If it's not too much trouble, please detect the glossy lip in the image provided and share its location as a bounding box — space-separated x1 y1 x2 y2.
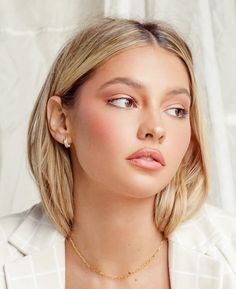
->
126 147 166 170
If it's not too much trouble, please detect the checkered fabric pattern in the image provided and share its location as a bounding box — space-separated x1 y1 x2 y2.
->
0 202 235 289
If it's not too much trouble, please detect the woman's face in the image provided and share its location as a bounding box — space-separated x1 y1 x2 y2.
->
67 45 191 199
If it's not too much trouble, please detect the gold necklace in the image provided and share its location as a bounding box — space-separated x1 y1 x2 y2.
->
68 236 165 280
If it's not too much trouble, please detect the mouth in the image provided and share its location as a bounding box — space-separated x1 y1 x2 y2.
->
126 148 165 171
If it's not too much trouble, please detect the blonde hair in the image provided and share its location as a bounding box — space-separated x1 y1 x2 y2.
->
28 17 209 237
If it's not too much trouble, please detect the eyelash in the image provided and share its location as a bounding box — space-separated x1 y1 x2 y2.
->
107 97 137 108
107 97 189 119
166 107 189 119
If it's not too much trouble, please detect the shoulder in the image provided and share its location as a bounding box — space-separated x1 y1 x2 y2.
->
0 206 34 264
200 204 236 268
170 203 236 251
0 203 44 248
0 205 35 244
0 202 63 264
169 203 236 283
0 203 64 289
0 206 35 288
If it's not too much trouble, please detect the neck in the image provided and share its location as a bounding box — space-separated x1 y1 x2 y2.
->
69 177 164 276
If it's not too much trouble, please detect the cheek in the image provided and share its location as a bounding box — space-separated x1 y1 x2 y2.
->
167 122 191 163
73 106 129 154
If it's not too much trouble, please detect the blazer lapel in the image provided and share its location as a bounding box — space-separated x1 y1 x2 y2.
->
168 205 226 289
168 240 223 289
3 204 65 289
4 239 65 289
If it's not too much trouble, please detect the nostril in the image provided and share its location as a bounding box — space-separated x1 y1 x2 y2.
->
145 133 153 138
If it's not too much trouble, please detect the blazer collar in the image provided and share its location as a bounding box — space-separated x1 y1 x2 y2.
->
4 203 224 289
4 204 65 289
168 241 223 289
7 203 64 255
168 205 224 289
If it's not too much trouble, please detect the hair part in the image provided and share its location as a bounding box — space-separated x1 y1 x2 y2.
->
27 17 209 237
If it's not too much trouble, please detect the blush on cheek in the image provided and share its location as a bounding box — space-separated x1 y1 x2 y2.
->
170 128 191 159
78 108 119 149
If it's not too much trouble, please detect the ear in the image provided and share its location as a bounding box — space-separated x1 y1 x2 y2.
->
47 96 72 145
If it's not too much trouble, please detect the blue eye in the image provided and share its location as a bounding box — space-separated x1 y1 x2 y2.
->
108 97 137 108
166 107 189 118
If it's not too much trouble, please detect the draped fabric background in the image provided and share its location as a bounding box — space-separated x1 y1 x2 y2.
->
0 0 236 216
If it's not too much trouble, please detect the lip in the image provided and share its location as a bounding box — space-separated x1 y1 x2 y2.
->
126 147 166 171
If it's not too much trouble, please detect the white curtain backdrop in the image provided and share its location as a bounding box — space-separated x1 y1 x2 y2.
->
1 0 236 217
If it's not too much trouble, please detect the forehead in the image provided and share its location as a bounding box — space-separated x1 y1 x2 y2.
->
82 45 190 95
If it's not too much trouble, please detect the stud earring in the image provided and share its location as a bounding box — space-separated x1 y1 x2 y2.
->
63 137 71 148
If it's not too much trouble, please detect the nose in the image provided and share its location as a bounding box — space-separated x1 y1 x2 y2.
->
137 113 166 143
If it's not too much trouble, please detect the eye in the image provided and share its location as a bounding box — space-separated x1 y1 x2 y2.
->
107 97 137 108
166 107 189 119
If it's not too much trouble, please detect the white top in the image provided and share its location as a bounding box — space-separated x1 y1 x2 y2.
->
0 202 236 289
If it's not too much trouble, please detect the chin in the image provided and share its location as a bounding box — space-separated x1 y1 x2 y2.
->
119 183 161 199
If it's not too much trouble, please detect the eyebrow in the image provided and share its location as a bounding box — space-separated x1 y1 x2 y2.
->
98 77 191 99
98 77 143 91
167 88 191 99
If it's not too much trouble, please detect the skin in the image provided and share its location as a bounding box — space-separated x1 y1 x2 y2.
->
47 44 191 289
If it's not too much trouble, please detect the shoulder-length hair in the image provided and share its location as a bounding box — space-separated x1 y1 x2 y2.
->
28 17 209 238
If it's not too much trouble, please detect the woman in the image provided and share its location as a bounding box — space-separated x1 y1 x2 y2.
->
0 17 235 289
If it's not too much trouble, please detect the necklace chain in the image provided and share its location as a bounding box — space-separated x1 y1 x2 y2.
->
69 236 165 280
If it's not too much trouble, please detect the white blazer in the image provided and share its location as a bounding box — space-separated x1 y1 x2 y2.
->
0 202 235 289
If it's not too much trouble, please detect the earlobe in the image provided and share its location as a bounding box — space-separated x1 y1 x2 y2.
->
47 96 71 145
